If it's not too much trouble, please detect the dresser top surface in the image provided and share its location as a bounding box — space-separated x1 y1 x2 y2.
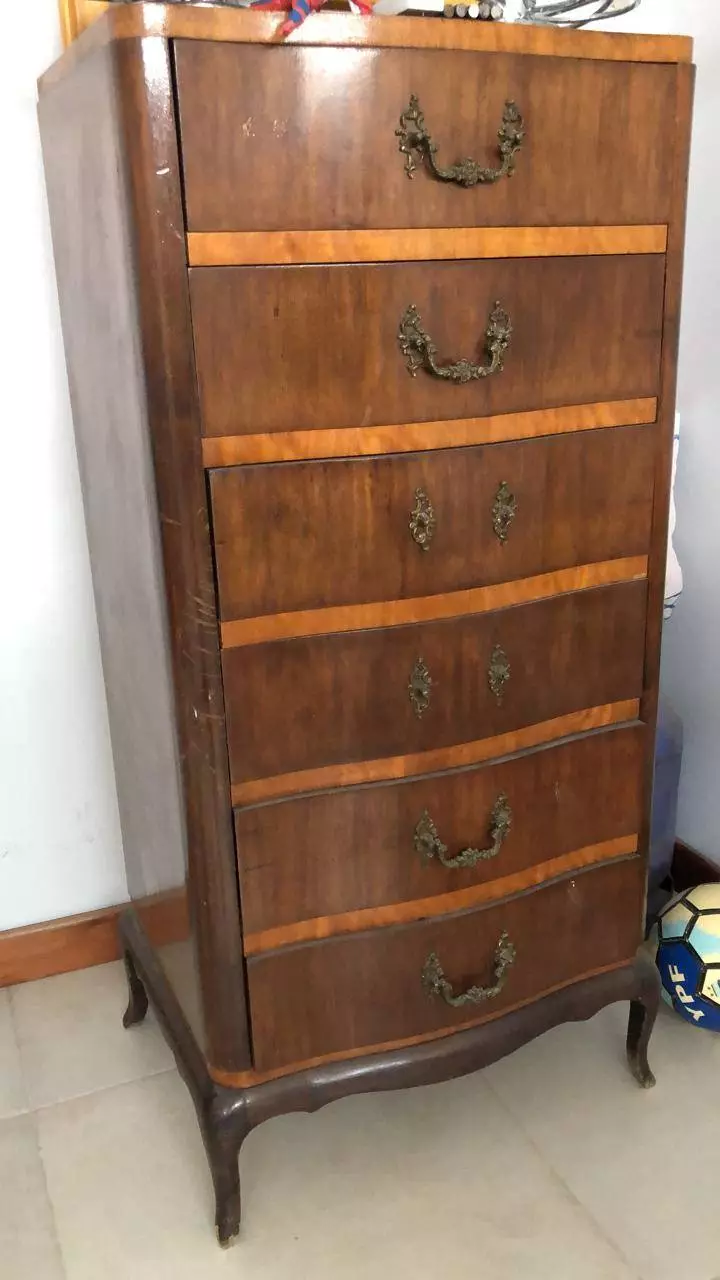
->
41 3 692 94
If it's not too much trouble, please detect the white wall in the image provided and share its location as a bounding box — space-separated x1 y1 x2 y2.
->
595 1 720 863
0 1 717 932
0 0 127 930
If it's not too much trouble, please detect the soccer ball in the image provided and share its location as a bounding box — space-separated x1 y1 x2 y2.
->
652 884 720 1031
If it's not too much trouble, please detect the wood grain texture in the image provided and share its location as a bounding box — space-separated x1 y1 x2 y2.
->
190 257 665 437
0 891 187 987
223 582 647 788
187 225 668 268
247 857 646 1071
211 957 643 1088
637 64 695 865
243 837 639 955
231 700 640 805
38 37 250 1072
236 723 645 939
220 559 648 649
211 425 655 623
47 9 692 79
201 398 658 467
177 42 679 232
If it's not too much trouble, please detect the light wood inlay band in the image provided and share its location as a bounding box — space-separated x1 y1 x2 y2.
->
202 399 657 468
231 700 641 806
220 558 648 649
243 836 638 956
53 6 692 64
210 956 633 1090
188 225 667 268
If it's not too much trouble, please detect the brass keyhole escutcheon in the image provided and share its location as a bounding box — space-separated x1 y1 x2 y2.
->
488 644 510 705
408 657 433 719
409 488 436 551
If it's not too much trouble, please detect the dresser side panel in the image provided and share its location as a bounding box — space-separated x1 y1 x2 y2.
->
38 37 250 1071
637 63 695 864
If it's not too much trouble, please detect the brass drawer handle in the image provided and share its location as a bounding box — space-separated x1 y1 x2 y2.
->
408 657 433 718
398 301 512 383
396 95 525 187
492 480 517 544
414 794 512 869
488 643 510 705
422 932 517 1008
409 487 436 551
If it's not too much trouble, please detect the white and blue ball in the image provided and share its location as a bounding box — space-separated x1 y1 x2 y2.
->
652 884 720 1031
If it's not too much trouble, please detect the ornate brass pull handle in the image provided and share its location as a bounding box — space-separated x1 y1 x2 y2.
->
422 932 517 1008
414 794 512 869
398 302 512 384
488 643 510 705
396 95 525 187
409 488 436 551
492 480 517 544
408 657 432 718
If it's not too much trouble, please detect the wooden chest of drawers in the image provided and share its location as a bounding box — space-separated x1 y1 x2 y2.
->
39 5 693 1245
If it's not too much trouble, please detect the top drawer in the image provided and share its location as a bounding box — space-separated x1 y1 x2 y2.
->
174 42 677 232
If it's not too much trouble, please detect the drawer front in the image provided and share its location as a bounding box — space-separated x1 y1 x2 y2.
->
222 580 646 786
190 256 664 437
247 856 645 1071
175 43 676 232
211 427 655 621
236 724 645 939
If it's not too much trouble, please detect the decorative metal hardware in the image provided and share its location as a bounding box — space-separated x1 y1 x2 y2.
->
396 95 525 187
492 480 517 544
422 932 517 1007
488 643 510 704
409 487 436 551
414 794 512 869
408 657 433 719
398 301 512 384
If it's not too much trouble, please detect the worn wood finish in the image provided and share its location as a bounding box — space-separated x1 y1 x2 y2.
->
220 559 648 649
201 398 658 468
247 857 645 1071
38 38 250 1072
636 64 695 869
190 257 665 437
236 724 645 939
119 908 660 1241
244 837 639 955
51 8 692 72
176 42 678 232
212 427 655 623
231 700 641 806
223 581 646 787
42 15 691 1245
187 225 668 268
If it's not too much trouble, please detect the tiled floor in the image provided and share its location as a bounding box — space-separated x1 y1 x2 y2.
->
2 964 719 1280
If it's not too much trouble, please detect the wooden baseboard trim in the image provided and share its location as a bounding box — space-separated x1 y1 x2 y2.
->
0 890 189 988
672 840 720 890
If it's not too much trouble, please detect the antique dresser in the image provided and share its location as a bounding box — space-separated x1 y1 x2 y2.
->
39 3 693 1244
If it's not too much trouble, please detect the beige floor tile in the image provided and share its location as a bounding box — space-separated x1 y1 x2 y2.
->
10 961 174 1108
484 1001 720 1280
0 988 28 1118
38 1067 637 1280
0 1113 65 1279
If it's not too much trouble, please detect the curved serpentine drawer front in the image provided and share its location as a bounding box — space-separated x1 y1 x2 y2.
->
210 426 654 622
189 256 664 437
174 42 677 231
222 580 646 789
235 724 645 944
246 856 646 1073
